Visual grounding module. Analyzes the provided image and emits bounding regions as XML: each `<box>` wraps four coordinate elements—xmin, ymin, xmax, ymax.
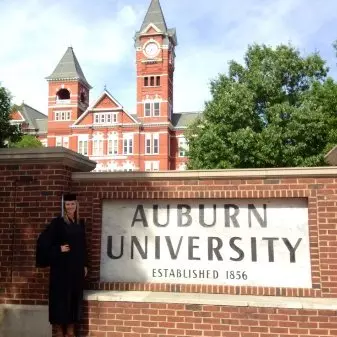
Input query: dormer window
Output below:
<box><xmin>94</xmin><ymin>112</ymin><xmax>118</xmax><ymax>124</ymax></box>
<box><xmin>56</xmin><ymin>89</ymin><xmax>71</xmax><ymax>104</ymax></box>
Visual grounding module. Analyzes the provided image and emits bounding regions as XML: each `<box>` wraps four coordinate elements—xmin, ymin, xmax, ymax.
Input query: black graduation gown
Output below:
<box><xmin>48</xmin><ymin>216</ymin><xmax>87</xmax><ymax>324</ymax></box>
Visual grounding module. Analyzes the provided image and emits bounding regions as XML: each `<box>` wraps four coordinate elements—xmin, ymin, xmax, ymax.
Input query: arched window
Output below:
<box><xmin>56</xmin><ymin>89</ymin><xmax>70</xmax><ymax>100</ymax></box>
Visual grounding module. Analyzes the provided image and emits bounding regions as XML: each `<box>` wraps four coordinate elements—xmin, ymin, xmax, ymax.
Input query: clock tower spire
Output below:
<box><xmin>134</xmin><ymin>0</ymin><xmax>177</xmax><ymax>123</ymax></box>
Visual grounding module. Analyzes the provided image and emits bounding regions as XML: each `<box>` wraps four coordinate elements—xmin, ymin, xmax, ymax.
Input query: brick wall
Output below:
<box><xmin>80</xmin><ymin>302</ymin><xmax>337</xmax><ymax>337</ymax></box>
<box><xmin>0</xmin><ymin>148</ymin><xmax>94</xmax><ymax>306</ymax></box>
<box><xmin>1</xmin><ymin>148</ymin><xmax>337</xmax><ymax>337</ymax></box>
<box><xmin>72</xmin><ymin>172</ymin><xmax>337</xmax><ymax>298</ymax></box>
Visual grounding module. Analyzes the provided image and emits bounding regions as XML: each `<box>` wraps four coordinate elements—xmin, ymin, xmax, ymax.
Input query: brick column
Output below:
<box><xmin>0</xmin><ymin>148</ymin><xmax>95</xmax><ymax>305</ymax></box>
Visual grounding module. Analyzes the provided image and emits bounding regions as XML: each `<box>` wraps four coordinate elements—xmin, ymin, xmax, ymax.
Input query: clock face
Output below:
<box><xmin>144</xmin><ymin>42</ymin><xmax>159</xmax><ymax>58</ymax></box>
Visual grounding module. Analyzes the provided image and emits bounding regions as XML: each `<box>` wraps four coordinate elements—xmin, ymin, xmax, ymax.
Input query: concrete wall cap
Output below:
<box><xmin>84</xmin><ymin>290</ymin><xmax>337</xmax><ymax>310</ymax></box>
<box><xmin>73</xmin><ymin>166</ymin><xmax>337</xmax><ymax>181</ymax></box>
<box><xmin>0</xmin><ymin>147</ymin><xmax>96</xmax><ymax>172</ymax></box>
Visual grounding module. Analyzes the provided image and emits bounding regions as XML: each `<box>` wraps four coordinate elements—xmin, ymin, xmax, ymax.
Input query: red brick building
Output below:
<box><xmin>10</xmin><ymin>0</ymin><xmax>199</xmax><ymax>172</ymax></box>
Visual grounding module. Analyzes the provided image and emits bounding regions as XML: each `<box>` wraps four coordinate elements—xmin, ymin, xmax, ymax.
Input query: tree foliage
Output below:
<box><xmin>0</xmin><ymin>86</ymin><xmax>22</xmax><ymax>147</ymax></box>
<box><xmin>10</xmin><ymin>135</ymin><xmax>43</xmax><ymax>148</ymax></box>
<box><xmin>186</xmin><ymin>43</ymin><xmax>337</xmax><ymax>169</ymax></box>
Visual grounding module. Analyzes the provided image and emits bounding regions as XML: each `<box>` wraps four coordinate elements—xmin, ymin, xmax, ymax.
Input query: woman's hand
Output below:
<box><xmin>60</xmin><ymin>244</ymin><xmax>70</xmax><ymax>253</ymax></box>
<box><xmin>84</xmin><ymin>267</ymin><xmax>88</xmax><ymax>277</ymax></box>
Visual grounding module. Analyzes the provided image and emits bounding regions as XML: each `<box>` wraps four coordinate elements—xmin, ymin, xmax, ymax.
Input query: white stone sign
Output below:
<box><xmin>100</xmin><ymin>199</ymin><xmax>312</xmax><ymax>288</ymax></box>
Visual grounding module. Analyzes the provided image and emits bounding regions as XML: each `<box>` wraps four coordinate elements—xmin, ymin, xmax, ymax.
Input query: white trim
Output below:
<box><xmin>91</xmin><ymin>108</ymin><xmax>122</xmax><ymax>112</ymax></box>
<box><xmin>11</xmin><ymin>110</ymin><xmax>25</xmax><ymax>121</ymax></box>
<box><xmin>142</xmin><ymin>122</ymin><xmax>170</xmax><ymax>127</ymax></box>
<box><xmin>71</xmin><ymin>122</ymin><xmax>141</xmax><ymax>129</ymax></box>
<box><xmin>143</xmin><ymin>39</ymin><xmax>161</xmax><ymax>59</ymax></box>
<box><xmin>140</xmin><ymin>130</ymin><xmax>168</xmax><ymax>135</ymax></box>
<box><xmin>73</xmin><ymin>166</ymin><xmax>337</xmax><ymax>181</ymax></box>
<box><xmin>137</xmin><ymin>74</ymin><xmax>168</xmax><ymax>78</ymax></box>
<box><xmin>49</xmin><ymin>105</ymin><xmax>76</xmax><ymax>108</ymax></box>
<box><xmin>74</xmin><ymin>90</ymin><xmax>138</xmax><ymax>126</ymax></box>
<box><xmin>90</xmin><ymin>90</ymin><xmax>123</xmax><ymax>110</ymax></box>
<box><xmin>84</xmin><ymin>291</ymin><xmax>337</xmax><ymax>310</ymax></box>
<box><xmin>137</xmin><ymin>100</ymin><xmax>168</xmax><ymax>104</ymax></box>
<box><xmin>48</xmin><ymin>94</ymin><xmax>78</xmax><ymax>98</ymax></box>
<box><xmin>141</xmin><ymin>23</ymin><xmax>161</xmax><ymax>34</ymax></box>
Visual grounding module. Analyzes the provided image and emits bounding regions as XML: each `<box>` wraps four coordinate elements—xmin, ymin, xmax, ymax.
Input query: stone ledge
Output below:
<box><xmin>84</xmin><ymin>291</ymin><xmax>337</xmax><ymax>310</ymax></box>
<box><xmin>0</xmin><ymin>147</ymin><xmax>96</xmax><ymax>172</ymax></box>
<box><xmin>73</xmin><ymin>166</ymin><xmax>337</xmax><ymax>181</ymax></box>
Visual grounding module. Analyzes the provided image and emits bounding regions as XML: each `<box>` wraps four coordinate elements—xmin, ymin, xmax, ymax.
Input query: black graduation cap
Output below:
<box><xmin>63</xmin><ymin>193</ymin><xmax>77</xmax><ymax>201</ymax></box>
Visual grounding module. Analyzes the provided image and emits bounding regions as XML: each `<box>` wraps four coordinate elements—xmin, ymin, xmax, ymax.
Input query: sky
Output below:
<box><xmin>0</xmin><ymin>0</ymin><xmax>337</xmax><ymax>116</ymax></box>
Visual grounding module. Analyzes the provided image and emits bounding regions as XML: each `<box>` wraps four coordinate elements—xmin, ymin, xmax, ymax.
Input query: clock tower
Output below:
<box><xmin>134</xmin><ymin>0</ymin><xmax>177</xmax><ymax>123</ymax></box>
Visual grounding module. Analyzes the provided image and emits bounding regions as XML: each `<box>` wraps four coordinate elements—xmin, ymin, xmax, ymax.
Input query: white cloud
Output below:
<box><xmin>0</xmin><ymin>0</ymin><xmax>140</xmax><ymax>112</ymax></box>
<box><xmin>0</xmin><ymin>0</ymin><xmax>336</xmax><ymax>115</ymax></box>
<box><xmin>173</xmin><ymin>0</ymin><xmax>337</xmax><ymax>112</ymax></box>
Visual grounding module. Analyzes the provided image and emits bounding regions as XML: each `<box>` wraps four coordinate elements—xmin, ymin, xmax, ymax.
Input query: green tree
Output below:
<box><xmin>10</xmin><ymin>134</ymin><xmax>43</xmax><ymax>148</ymax></box>
<box><xmin>0</xmin><ymin>86</ymin><xmax>22</xmax><ymax>147</ymax></box>
<box><xmin>186</xmin><ymin>43</ymin><xmax>337</xmax><ymax>169</ymax></box>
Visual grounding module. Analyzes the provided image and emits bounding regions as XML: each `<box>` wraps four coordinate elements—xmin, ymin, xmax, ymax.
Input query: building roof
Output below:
<box><xmin>134</xmin><ymin>0</ymin><xmax>177</xmax><ymax>47</ymax></box>
<box><xmin>171</xmin><ymin>112</ymin><xmax>202</xmax><ymax>128</ymax></box>
<box><xmin>140</xmin><ymin>0</ymin><xmax>167</xmax><ymax>33</ymax></box>
<box><xmin>12</xmin><ymin>103</ymin><xmax>48</xmax><ymax>135</ymax></box>
<box><xmin>46</xmin><ymin>47</ymin><xmax>91</xmax><ymax>88</ymax></box>
<box><xmin>128</xmin><ymin>112</ymin><xmax>202</xmax><ymax>128</ymax></box>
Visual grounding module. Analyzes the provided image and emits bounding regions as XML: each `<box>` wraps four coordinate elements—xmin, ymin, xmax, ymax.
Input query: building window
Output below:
<box><xmin>113</xmin><ymin>113</ymin><xmax>117</xmax><ymax>123</ymax></box>
<box><xmin>144</xmin><ymin>76</ymin><xmax>161</xmax><ymax>87</ymax></box>
<box><xmin>55</xmin><ymin>111</ymin><xmax>71</xmax><ymax>121</ymax></box>
<box><xmin>146</xmin><ymin>137</ymin><xmax>151</xmax><ymax>154</ymax></box>
<box><xmin>153</xmin><ymin>102</ymin><xmax>160</xmax><ymax>116</ymax></box>
<box><xmin>94</xmin><ymin>113</ymin><xmax>118</xmax><ymax>124</ymax></box>
<box><xmin>63</xmin><ymin>137</ymin><xmax>69</xmax><ymax>148</ymax></box>
<box><xmin>55</xmin><ymin>136</ymin><xmax>69</xmax><ymax>148</ymax></box>
<box><xmin>123</xmin><ymin>134</ymin><xmax>133</xmax><ymax>155</ymax></box>
<box><xmin>108</xmin><ymin>135</ymin><xmax>118</xmax><ymax>155</ymax></box>
<box><xmin>145</xmin><ymin>133</ymin><xmax>159</xmax><ymax>155</ymax></box>
<box><xmin>123</xmin><ymin>161</ymin><xmax>135</xmax><ymax>171</ymax></box>
<box><xmin>145</xmin><ymin>161</ymin><xmax>159</xmax><ymax>171</ymax></box>
<box><xmin>144</xmin><ymin>102</ymin><xmax>151</xmax><ymax>117</ymax></box>
<box><xmin>179</xmin><ymin>137</ymin><xmax>188</xmax><ymax>157</ymax></box>
<box><xmin>93</xmin><ymin>138</ymin><xmax>104</xmax><ymax>156</ymax></box>
<box><xmin>56</xmin><ymin>89</ymin><xmax>71</xmax><ymax>104</ymax></box>
<box><xmin>153</xmin><ymin>136</ymin><xmax>159</xmax><ymax>154</ymax></box>
<box><xmin>144</xmin><ymin>101</ymin><xmax>160</xmax><ymax>117</ymax></box>
<box><xmin>56</xmin><ymin>136</ymin><xmax>62</xmax><ymax>147</ymax></box>
<box><xmin>78</xmin><ymin>139</ymin><xmax>88</xmax><ymax>155</ymax></box>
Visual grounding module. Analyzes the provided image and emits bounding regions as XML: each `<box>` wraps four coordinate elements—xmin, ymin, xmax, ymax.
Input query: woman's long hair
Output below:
<box><xmin>63</xmin><ymin>201</ymin><xmax>80</xmax><ymax>224</ymax></box>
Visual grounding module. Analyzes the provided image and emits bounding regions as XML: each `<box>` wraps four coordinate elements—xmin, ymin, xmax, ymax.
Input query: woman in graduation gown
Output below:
<box><xmin>48</xmin><ymin>194</ymin><xmax>88</xmax><ymax>337</ymax></box>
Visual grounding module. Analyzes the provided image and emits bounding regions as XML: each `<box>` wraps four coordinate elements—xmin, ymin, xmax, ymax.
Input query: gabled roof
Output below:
<box><xmin>11</xmin><ymin>103</ymin><xmax>48</xmax><ymax>134</ymax></box>
<box><xmin>171</xmin><ymin>112</ymin><xmax>202</xmax><ymax>128</ymax></box>
<box><xmin>73</xmin><ymin>89</ymin><xmax>139</xmax><ymax>126</ymax></box>
<box><xmin>46</xmin><ymin>47</ymin><xmax>91</xmax><ymax>88</ymax></box>
<box><xmin>134</xmin><ymin>0</ymin><xmax>177</xmax><ymax>47</ymax></box>
<box><xmin>140</xmin><ymin>0</ymin><xmax>167</xmax><ymax>33</ymax></box>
